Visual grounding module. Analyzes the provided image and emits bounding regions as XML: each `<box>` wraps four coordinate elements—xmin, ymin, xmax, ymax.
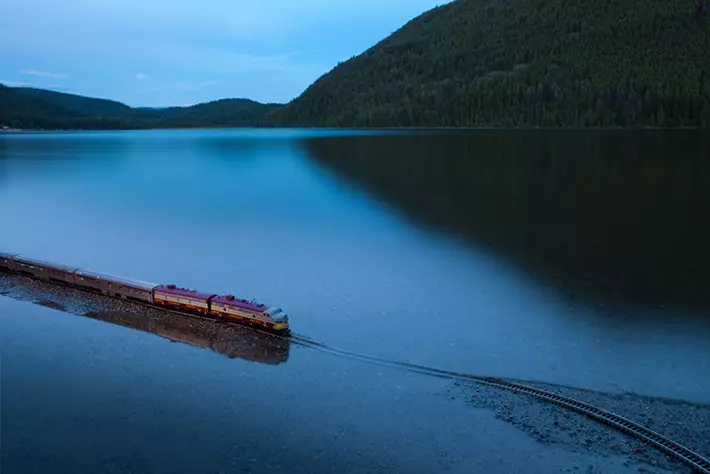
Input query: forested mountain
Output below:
<box><xmin>271</xmin><ymin>0</ymin><xmax>710</xmax><ymax>128</ymax></box>
<box><xmin>0</xmin><ymin>85</ymin><xmax>280</xmax><ymax>130</ymax></box>
<box><xmin>154</xmin><ymin>99</ymin><xmax>281</xmax><ymax>128</ymax></box>
<box><xmin>11</xmin><ymin>86</ymin><xmax>135</xmax><ymax>117</ymax></box>
<box><xmin>3</xmin><ymin>0</ymin><xmax>709</xmax><ymax>129</ymax></box>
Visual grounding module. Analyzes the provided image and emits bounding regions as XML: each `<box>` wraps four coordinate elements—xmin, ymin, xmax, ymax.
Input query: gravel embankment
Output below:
<box><xmin>450</xmin><ymin>379</ymin><xmax>709</xmax><ymax>473</ymax></box>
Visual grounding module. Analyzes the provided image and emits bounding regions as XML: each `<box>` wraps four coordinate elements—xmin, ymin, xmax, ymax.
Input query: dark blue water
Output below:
<box><xmin>1</xmin><ymin>129</ymin><xmax>709</xmax><ymax>473</ymax></box>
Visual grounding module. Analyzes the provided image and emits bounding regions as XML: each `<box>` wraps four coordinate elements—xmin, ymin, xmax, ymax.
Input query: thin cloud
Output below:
<box><xmin>136</xmin><ymin>80</ymin><xmax>217</xmax><ymax>94</ymax></box>
<box><xmin>1</xmin><ymin>80</ymin><xmax>28</xmax><ymax>87</ymax></box>
<box><xmin>21</xmin><ymin>69</ymin><xmax>69</xmax><ymax>79</ymax></box>
<box><xmin>226</xmin><ymin>52</ymin><xmax>309</xmax><ymax>73</ymax></box>
<box><xmin>172</xmin><ymin>80</ymin><xmax>218</xmax><ymax>91</ymax></box>
<box><xmin>136</xmin><ymin>73</ymin><xmax>148</xmax><ymax>80</ymax></box>
<box><xmin>1</xmin><ymin>79</ymin><xmax>68</xmax><ymax>91</ymax></box>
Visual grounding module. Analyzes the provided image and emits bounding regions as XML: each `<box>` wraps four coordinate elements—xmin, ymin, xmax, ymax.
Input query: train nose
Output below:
<box><xmin>274</xmin><ymin>317</ymin><xmax>290</xmax><ymax>331</ymax></box>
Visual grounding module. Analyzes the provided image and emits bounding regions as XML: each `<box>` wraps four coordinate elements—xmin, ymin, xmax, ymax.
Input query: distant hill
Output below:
<box><xmin>271</xmin><ymin>0</ymin><xmax>710</xmax><ymax>128</ymax></box>
<box><xmin>153</xmin><ymin>99</ymin><xmax>282</xmax><ymax>128</ymax></box>
<box><xmin>12</xmin><ymin>86</ymin><xmax>135</xmax><ymax>117</ymax></box>
<box><xmin>0</xmin><ymin>85</ymin><xmax>281</xmax><ymax>130</ymax></box>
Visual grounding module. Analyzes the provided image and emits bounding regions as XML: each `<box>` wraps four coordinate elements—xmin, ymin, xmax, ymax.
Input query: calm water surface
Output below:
<box><xmin>1</xmin><ymin>129</ymin><xmax>709</xmax><ymax>472</ymax></box>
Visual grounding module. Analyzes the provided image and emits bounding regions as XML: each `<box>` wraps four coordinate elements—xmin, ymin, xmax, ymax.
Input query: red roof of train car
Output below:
<box><xmin>154</xmin><ymin>284</ymin><xmax>215</xmax><ymax>302</ymax></box>
<box><xmin>212</xmin><ymin>294</ymin><xmax>267</xmax><ymax>313</ymax></box>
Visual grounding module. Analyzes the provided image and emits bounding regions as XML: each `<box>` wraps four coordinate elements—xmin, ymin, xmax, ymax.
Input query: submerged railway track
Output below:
<box><xmin>99</xmin><ymin>300</ymin><xmax>710</xmax><ymax>473</ymax></box>
<box><xmin>286</xmin><ymin>334</ymin><xmax>710</xmax><ymax>473</ymax></box>
<box><xmin>2</xmin><ymin>271</ymin><xmax>709</xmax><ymax>473</ymax></box>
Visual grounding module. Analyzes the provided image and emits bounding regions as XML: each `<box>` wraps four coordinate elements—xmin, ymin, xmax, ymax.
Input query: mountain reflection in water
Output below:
<box><xmin>302</xmin><ymin>130</ymin><xmax>710</xmax><ymax>312</ymax></box>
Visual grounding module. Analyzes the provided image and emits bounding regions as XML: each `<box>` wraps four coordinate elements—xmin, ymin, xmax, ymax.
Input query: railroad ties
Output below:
<box><xmin>286</xmin><ymin>334</ymin><xmax>710</xmax><ymax>474</ymax></box>
<box><xmin>478</xmin><ymin>378</ymin><xmax>710</xmax><ymax>474</ymax></box>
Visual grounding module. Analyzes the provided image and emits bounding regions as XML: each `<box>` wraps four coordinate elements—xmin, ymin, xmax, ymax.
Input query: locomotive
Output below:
<box><xmin>0</xmin><ymin>253</ymin><xmax>290</xmax><ymax>332</ymax></box>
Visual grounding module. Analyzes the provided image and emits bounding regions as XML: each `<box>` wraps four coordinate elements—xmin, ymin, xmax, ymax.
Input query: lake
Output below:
<box><xmin>1</xmin><ymin>129</ymin><xmax>709</xmax><ymax>473</ymax></box>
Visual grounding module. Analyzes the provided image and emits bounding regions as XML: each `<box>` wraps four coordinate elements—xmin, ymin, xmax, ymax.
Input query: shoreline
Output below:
<box><xmin>1</xmin><ymin>126</ymin><xmax>705</xmax><ymax>133</ymax></box>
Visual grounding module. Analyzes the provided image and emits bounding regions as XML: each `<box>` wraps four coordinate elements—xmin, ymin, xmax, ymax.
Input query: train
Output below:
<box><xmin>0</xmin><ymin>253</ymin><xmax>290</xmax><ymax>333</ymax></box>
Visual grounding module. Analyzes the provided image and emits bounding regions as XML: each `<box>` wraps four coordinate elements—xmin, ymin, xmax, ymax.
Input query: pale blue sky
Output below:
<box><xmin>0</xmin><ymin>0</ymin><xmax>447</xmax><ymax>107</ymax></box>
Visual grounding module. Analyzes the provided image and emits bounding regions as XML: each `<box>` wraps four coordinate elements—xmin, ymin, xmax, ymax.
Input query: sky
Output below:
<box><xmin>0</xmin><ymin>0</ymin><xmax>447</xmax><ymax>107</ymax></box>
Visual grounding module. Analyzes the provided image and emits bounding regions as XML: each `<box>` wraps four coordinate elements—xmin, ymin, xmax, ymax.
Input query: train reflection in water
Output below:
<box><xmin>82</xmin><ymin>310</ymin><xmax>291</xmax><ymax>365</ymax></box>
<box><xmin>0</xmin><ymin>268</ymin><xmax>290</xmax><ymax>366</ymax></box>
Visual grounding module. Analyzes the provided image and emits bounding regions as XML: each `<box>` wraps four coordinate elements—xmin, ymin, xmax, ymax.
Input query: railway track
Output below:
<box><xmin>112</xmin><ymin>305</ymin><xmax>710</xmax><ymax>473</ymax></box>
<box><xmin>2</xmin><ymin>272</ymin><xmax>709</xmax><ymax>473</ymax></box>
<box><xmin>284</xmin><ymin>334</ymin><xmax>710</xmax><ymax>473</ymax></box>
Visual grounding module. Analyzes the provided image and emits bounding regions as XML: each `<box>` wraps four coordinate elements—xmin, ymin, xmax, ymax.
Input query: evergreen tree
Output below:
<box><xmin>269</xmin><ymin>0</ymin><xmax>710</xmax><ymax>128</ymax></box>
